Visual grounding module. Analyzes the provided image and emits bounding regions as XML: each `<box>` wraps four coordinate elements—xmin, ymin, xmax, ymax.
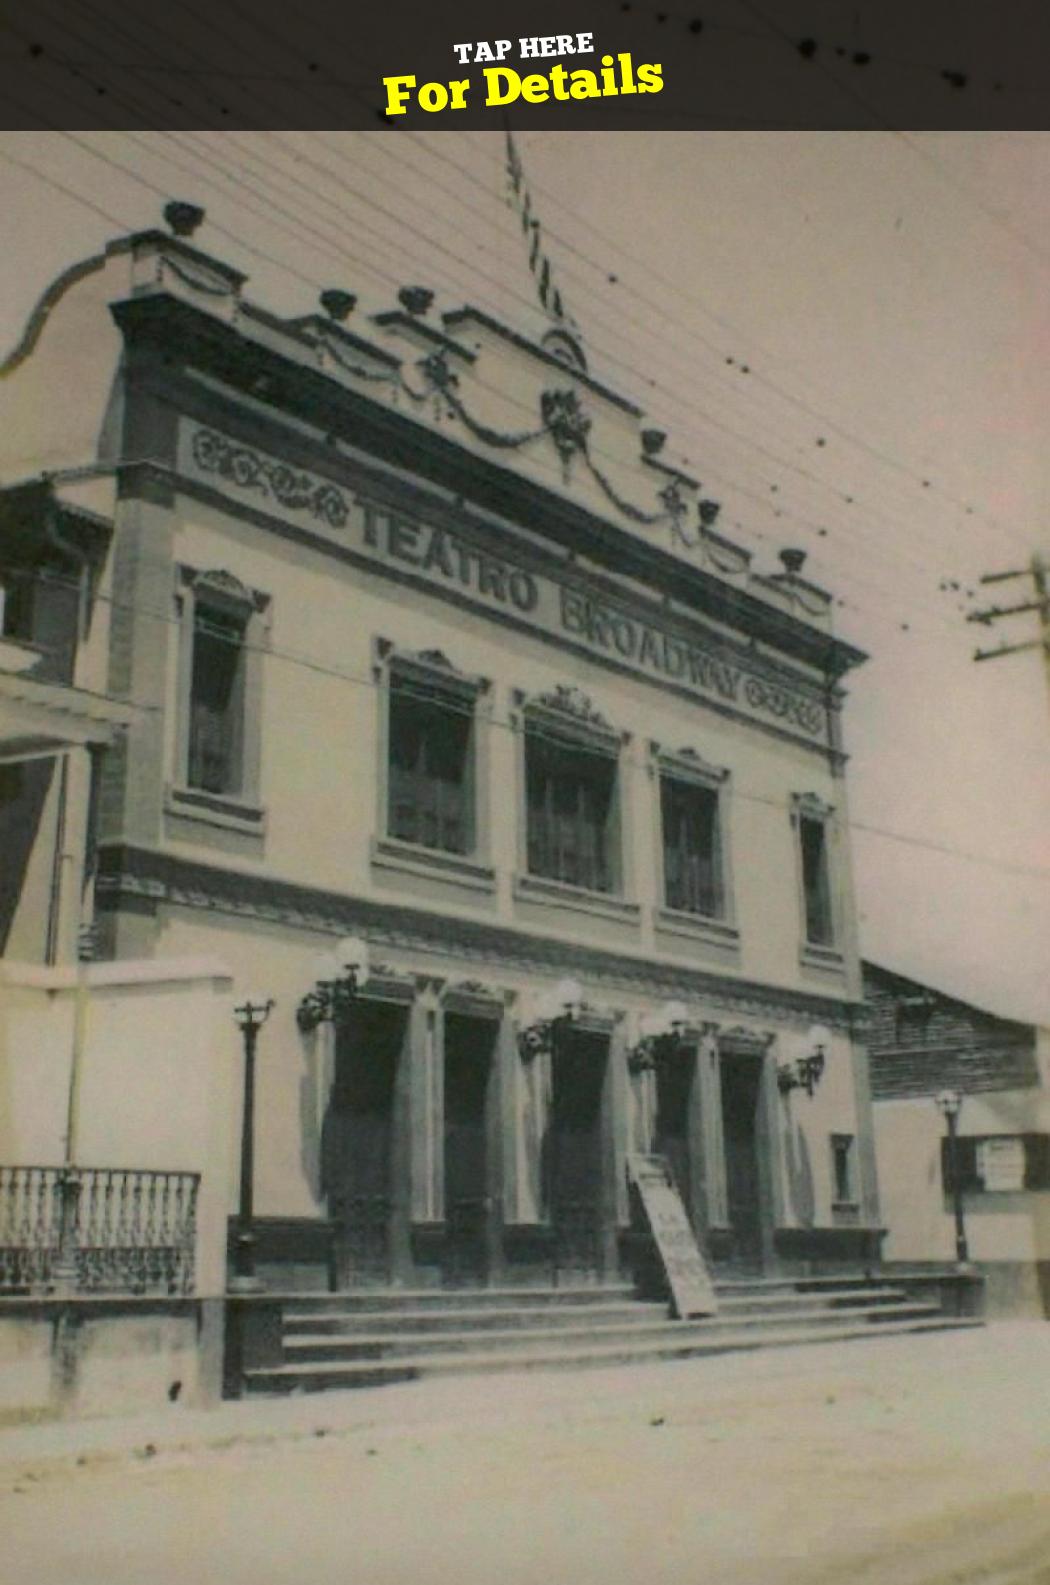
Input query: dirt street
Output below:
<box><xmin>5</xmin><ymin>1323</ymin><xmax>1050</xmax><ymax>1585</ymax></box>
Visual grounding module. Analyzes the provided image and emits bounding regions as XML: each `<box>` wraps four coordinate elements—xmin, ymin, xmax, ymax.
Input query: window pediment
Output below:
<box><xmin>376</xmin><ymin>638</ymin><xmax>489</xmax><ymax>702</ymax></box>
<box><xmin>517</xmin><ymin>683</ymin><xmax>623</xmax><ymax>754</ymax></box>
<box><xmin>791</xmin><ymin>790</ymin><xmax>835</xmax><ymax>823</ymax></box>
<box><xmin>650</xmin><ymin>741</ymin><xmax>729</xmax><ymax>787</ymax></box>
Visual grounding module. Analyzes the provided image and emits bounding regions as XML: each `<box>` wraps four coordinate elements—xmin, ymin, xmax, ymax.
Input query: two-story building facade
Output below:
<box><xmin>0</xmin><ymin>195</ymin><xmax>879</xmax><ymax>1294</ymax></box>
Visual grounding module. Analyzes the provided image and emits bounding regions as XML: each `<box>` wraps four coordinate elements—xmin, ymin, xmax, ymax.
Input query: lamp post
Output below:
<box><xmin>230</xmin><ymin>995</ymin><xmax>274</xmax><ymax>1292</ymax></box>
<box><xmin>936</xmin><ymin>1088</ymin><xmax>970</xmax><ymax>1267</ymax></box>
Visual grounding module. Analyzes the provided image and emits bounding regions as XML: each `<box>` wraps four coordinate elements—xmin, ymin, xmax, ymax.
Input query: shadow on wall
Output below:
<box><xmin>782</xmin><ymin>1117</ymin><xmax>815</xmax><ymax>1227</ymax></box>
<box><xmin>298</xmin><ymin>1027</ymin><xmax>323</xmax><ymax>1205</ymax></box>
<box><xmin>0</xmin><ymin>759</ymin><xmax>54</xmax><ymax>953</ymax></box>
<box><xmin>1027</xmin><ymin>1193</ymin><xmax>1050</xmax><ymax>1319</ymax></box>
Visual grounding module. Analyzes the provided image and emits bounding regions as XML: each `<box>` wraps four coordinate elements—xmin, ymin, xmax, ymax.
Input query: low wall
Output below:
<box><xmin>0</xmin><ymin>1296</ymin><xmax>225</xmax><ymax>1423</ymax></box>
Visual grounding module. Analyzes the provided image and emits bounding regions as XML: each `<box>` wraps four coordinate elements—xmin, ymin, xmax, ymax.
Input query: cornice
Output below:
<box><xmin>158</xmin><ymin>368</ymin><xmax>843</xmax><ymax>717</ymax></box>
<box><xmin>110</xmin><ymin>292</ymin><xmax>866</xmax><ymax>682</ymax></box>
<box><xmin>95</xmin><ymin>843</ymin><xmax>862</xmax><ymax>1031</ymax></box>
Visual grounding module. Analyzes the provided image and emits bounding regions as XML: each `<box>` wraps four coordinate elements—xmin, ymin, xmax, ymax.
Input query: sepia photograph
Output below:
<box><xmin>1</xmin><ymin>48</ymin><xmax>1050</xmax><ymax>1584</ymax></box>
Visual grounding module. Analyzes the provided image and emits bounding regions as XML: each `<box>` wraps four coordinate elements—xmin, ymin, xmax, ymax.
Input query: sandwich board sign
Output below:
<box><xmin>628</xmin><ymin>1153</ymin><xmax>718</xmax><ymax>1318</ymax></box>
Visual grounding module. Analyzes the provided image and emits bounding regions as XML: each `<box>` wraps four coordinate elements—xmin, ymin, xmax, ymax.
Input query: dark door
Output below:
<box><xmin>443</xmin><ymin>1015</ymin><xmax>492</xmax><ymax>1287</ymax></box>
<box><xmin>655</xmin><ymin>1055</ymin><xmax>694</xmax><ymax>1228</ymax></box>
<box><xmin>720</xmin><ymin>1054</ymin><xmax>765</xmax><ymax>1268</ymax></box>
<box><xmin>548</xmin><ymin>1033</ymin><xmax>606</xmax><ymax>1282</ymax></box>
<box><xmin>324</xmin><ymin>1004</ymin><xmax>401</xmax><ymax>1286</ymax></box>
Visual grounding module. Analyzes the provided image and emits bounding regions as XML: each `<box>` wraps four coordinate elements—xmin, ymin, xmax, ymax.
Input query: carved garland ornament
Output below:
<box><xmin>191</xmin><ymin>428</ymin><xmax>349</xmax><ymax>529</ymax></box>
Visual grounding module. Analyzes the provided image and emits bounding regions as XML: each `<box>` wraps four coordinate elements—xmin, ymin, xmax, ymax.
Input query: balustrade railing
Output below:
<box><xmin>0</xmin><ymin>1167</ymin><xmax>200</xmax><ymax>1296</ymax></box>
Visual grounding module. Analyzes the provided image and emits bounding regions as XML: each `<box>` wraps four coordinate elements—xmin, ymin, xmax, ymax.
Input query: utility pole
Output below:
<box><xmin>967</xmin><ymin>553</ymin><xmax>1050</xmax><ymax>711</ymax></box>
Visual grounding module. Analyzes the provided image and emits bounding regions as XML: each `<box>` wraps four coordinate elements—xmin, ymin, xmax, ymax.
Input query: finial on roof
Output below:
<box><xmin>164</xmin><ymin>201</ymin><xmax>205</xmax><ymax>238</ymax></box>
<box><xmin>505</xmin><ymin>131</ymin><xmax>586</xmax><ymax>372</ymax></box>
<box><xmin>320</xmin><ymin>289</ymin><xmax>357</xmax><ymax>322</ymax></box>
<box><xmin>398</xmin><ymin>286</ymin><xmax>434</xmax><ymax>317</ymax></box>
<box><xmin>780</xmin><ymin>547</ymin><xmax>807</xmax><ymax>576</ymax></box>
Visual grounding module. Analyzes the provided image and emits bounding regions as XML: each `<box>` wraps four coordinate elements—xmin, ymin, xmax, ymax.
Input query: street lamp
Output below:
<box><xmin>936</xmin><ymin>1088</ymin><xmax>971</xmax><ymax>1267</ymax></box>
<box><xmin>518</xmin><ymin>977</ymin><xmax>585</xmax><ymax>1060</ymax></box>
<box><xmin>296</xmin><ymin>934</ymin><xmax>371</xmax><ymax>1031</ymax></box>
<box><xmin>230</xmin><ymin>995</ymin><xmax>274</xmax><ymax>1293</ymax></box>
<box><xmin>627</xmin><ymin>1000</ymin><xmax>690</xmax><ymax>1074</ymax></box>
<box><xmin>777</xmin><ymin>1023</ymin><xmax>832</xmax><ymax>1098</ymax></box>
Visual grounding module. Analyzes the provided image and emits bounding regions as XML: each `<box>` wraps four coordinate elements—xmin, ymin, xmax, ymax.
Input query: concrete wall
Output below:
<box><xmin>0</xmin><ymin>956</ymin><xmax>239</xmax><ymax>1298</ymax></box>
<box><xmin>0</xmin><ymin>1298</ymin><xmax>219</xmax><ymax>1422</ymax></box>
<box><xmin>875</xmin><ymin>1089</ymin><xmax>1050</xmax><ymax>1316</ymax></box>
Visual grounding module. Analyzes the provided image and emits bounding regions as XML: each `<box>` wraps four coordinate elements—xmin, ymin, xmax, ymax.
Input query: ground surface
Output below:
<box><xmin>5</xmin><ymin>1322</ymin><xmax>1050</xmax><ymax>1584</ymax></box>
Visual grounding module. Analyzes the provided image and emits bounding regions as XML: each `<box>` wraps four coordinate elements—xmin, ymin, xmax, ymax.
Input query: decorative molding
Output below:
<box><xmin>118</xmin><ymin>293</ymin><xmax>866</xmax><ymax>686</ymax></box>
<box><xmin>161</xmin><ymin>254</ymin><xmax>234</xmax><ymax>299</ymax></box>
<box><xmin>190</xmin><ymin>427</ymin><xmax>349</xmax><ymax>528</ymax></box>
<box><xmin>800</xmin><ymin>942</ymin><xmax>846</xmax><ymax>975</ymax></box>
<box><xmin>374</xmin><ymin>637</ymin><xmax>490</xmax><ymax>703</ymax></box>
<box><xmin>370</xmin><ymin>836</ymin><xmax>497</xmax><ymax>896</ymax></box>
<box><xmin>654</xmin><ymin>908</ymin><xmax>741</xmax><ymax>955</ymax></box>
<box><xmin>541</xmin><ymin>388</ymin><xmax>592</xmax><ymax>473</ymax></box>
<box><xmin>513</xmin><ymin>872</ymin><xmax>642</xmax><ymax>927</ymax></box>
<box><xmin>718</xmin><ymin>1024</ymin><xmax>777</xmax><ymax>1056</ymax></box>
<box><xmin>528</xmin><ymin>683</ymin><xmax>614</xmax><ymax>735</ymax></box>
<box><xmin>791</xmin><ymin>790</ymin><xmax>836</xmax><ymax>823</ymax></box>
<box><xmin>649</xmin><ymin>741</ymin><xmax>730</xmax><ymax>786</ymax></box>
<box><xmin>95</xmin><ymin>843</ymin><xmax>861</xmax><ymax>1030</ymax></box>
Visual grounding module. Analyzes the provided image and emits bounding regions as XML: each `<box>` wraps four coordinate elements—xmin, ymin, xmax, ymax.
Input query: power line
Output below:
<box><xmin>9</xmin><ymin>4</ymin><xmax>1037</xmax><ymax>573</ymax></box>
<box><xmin>0</xmin><ymin>135</ymin><xmax>991</xmax><ymax>642</ymax></box>
<box><xmin>12</xmin><ymin>560</ymin><xmax>1049</xmax><ymax>884</ymax></box>
<box><xmin>22</xmin><ymin>0</ymin><xmax>1027</xmax><ymax>567</ymax></box>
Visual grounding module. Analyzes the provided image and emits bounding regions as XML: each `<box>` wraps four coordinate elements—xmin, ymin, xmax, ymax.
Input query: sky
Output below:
<box><xmin>1</xmin><ymin>129</ymin><xmax>1048</xmax><ymax>1021</ymax></box>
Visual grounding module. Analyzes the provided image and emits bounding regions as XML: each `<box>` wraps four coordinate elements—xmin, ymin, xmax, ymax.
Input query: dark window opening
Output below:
<box><xmin>0</xmin><ymin>566</ymin><xmax>78</xmax><ymax>682</ymax></box>
<box><xmin>831</xmin><ymin>1133</ymin><xmax>855</xmax><ymax>1202</ymax></box>
<box><xmin>525</xmin><ymin>732</ymin><xmax>617</xmax><ymax>894</ymax></box>
<box><xmin>799</xmin><ymin>814</ymin><xmax>834</xmax><ymax>946</ymax></box>
<box><xmin>388</xmin><ymin>684</ymin><xmax>473</xmax><ymax>855</ymax></box>
<box><xmin>661</xmin><ymin>776</ymin><xmax>723</xmax><ymax>917</ymax></box>
<box><xmin>188</xmin><ymin>606</ymin><xmax>246</xmax><ymax>795</ymax></box>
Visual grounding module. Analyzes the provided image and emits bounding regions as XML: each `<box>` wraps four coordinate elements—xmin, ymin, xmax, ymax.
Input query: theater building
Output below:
<box><xmin>0</xmin><ymin>191</ymin><xmax>881</xmax><ymax>1295</ymax></box>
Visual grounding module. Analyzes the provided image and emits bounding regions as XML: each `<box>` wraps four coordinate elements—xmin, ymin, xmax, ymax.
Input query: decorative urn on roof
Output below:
<box><xmin>319</xmin><ymin>289</ymin><xmax>357</xmax><ymax>322</ymax></box>
<box><xmin>163</xmin><ymin>200</ymin><xmax>205</xmax><ymax>239</ymax></box>
<box><xmin>398</xmin><ymin>286</ymin><xmax>434</xmax><ymax>317</ymax></box>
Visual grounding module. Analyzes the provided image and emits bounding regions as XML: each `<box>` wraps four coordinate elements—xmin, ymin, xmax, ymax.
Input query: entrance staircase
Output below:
<box><xmin>241</xmin><ymin>1274</ymin><xmax>984</xmax><ymax>1395</ymax></box>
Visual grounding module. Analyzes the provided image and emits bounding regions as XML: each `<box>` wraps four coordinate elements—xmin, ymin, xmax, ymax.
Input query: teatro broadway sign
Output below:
<box><xmin>183</xmin><ymin>424</ymin><xmax>829</xmax><ymax>747</ymax></box>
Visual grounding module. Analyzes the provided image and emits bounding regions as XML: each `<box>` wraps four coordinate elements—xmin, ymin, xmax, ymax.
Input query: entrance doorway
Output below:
<box><xmin>655</xmin><ymin>1055</ymin><xmax>695</xmax><ymax>1229</ymax></box>
<box><xmin>325</xmin><ymin>1002</ymin><xmax>403</xmax><ymax>1286</ymax></box>
<box><xmin>548</xmin><ymin>1032</ymin><xmax>607</xmax><ymax>1282</ymax></box>
<box><xmin>719</xmin><ymin>1053</ymin><xmax>766</xmax><ymax>1269</ymax></box>
<box><xmin>443</xmin><ymin>1014</ymin><xmax>494</xmax><ymax>1287</ymax></box>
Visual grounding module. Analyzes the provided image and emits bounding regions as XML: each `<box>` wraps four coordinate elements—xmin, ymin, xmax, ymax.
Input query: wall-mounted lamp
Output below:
<box><xmin>296</xmin><ymin>935</ymin><xmax>371</xmax><ymax>1032</ymax></box>
<box><xmin>627</xmin><ymin>1000</ymin><xmax>690</xmax><ymax>1074</ymax></box>
<box><xmin>777</xmin><ymin>1023</ymin><xmax>832</xmax><ymax>1098</ymax></box>
<box><xmin>518</xmin><ymin>977</ymin><xmax>584</xmax><ymax>1061</ymax></box>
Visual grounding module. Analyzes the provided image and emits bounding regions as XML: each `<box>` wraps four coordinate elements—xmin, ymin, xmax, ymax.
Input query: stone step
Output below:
<box><xmin>282</xmin><ymin>1286</ymin><xmax>910</xmax><ymax>1337</ymax></box>
<box><xmin>283</xmin><ymin>1299</ymin><xmax>670</xmax><ymax>1336</ymax></box>
<box><xmin>278</xmin><ymin>1284</ymin><xmax>638</xmax><ymax>1314</ymax></box>
<box><xmin>245</xmin><ymin>1314</ymin><xmax>985</xmax><ymax>1395</ymax></box>
<box><xmin>280</xmin><ymin>1300</ymin><xmax>944</xmax><ymax>1364</ymax></box>
<box><xmin>715</xmin><ymin>1274</ymin><xmax>887</xmax><ymax>1295</ymax></box>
